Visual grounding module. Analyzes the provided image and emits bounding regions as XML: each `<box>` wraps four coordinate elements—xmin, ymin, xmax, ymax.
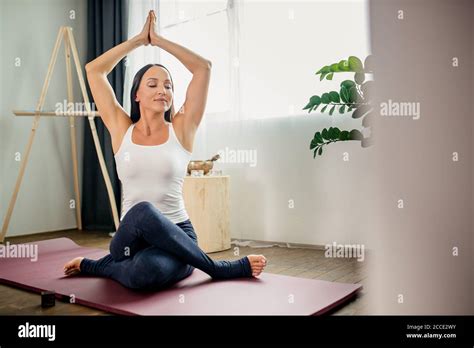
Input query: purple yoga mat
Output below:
<box><xmin>0</xmin><ymin>238</ymin><xmax>362</xmax><ymax>315</ymax></box>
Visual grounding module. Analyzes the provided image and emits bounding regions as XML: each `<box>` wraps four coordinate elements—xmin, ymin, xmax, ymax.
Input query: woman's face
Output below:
<box><xmin>135</xmin><ymin>66</ymin><xmax>173</xmax><ymax>115</ymax></box>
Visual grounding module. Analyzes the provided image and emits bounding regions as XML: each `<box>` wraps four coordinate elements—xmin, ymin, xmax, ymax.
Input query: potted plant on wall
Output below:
<box><xmin>303</xmin><ymin>55</ymin><xmax>374</xmax><ymax>158</ymax></box>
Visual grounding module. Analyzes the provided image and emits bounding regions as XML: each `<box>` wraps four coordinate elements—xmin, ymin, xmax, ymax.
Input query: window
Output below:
<box><xmin>125</xmin><ymin>0</ymin><xmax>370</xmax><ymax>121</ymax></box>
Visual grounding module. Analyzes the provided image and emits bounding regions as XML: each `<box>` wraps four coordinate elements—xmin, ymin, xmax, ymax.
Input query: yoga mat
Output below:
<box><xmin>0</xmin><ymin>238</ymin><xmax>362</xmax><ymax>315</ymax></box>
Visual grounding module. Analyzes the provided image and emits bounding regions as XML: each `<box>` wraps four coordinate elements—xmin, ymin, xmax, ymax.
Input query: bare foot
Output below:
<box><xmin>247</xmin><ymin>255</ymin><xmax>267</xmax><ymax>277</ymax></box>
<box><xmin>63</xmin><ymin>257</ymin><xmax>84</xmax><ymax>276</ymax></box>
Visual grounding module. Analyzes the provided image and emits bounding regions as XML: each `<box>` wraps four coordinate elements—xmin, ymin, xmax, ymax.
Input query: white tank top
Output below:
<box><xmin>114</xmin><ymin>122</ymin><xmax>192</xmax><ymax>224</ymax></box>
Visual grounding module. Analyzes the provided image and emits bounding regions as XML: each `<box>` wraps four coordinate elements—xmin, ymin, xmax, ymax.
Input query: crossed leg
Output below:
<box><xmin>64</xmin><ymin>202</ymin><xmax>266</xmax><ymax>288</ymax></box>
<box><xmin>109</xmin><ymin>201</ymin><xmax>255</xmax><ymax>279</ymax></box>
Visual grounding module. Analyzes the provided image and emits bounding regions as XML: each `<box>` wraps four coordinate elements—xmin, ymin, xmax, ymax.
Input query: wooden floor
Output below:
<box><xmin>0</xmin><ymin>229</ymin><xmax>369</xmax><ymax>315</ymax></box>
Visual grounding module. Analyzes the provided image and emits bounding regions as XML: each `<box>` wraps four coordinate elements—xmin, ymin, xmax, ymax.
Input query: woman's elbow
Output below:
<box><xmin>195</xmin><ymin>60</ymin><xmax>212</xmax><ymax>74</ymax></box>
<box><xmin>85</xmin><ymin>62</ymin><xmax>106</xmax><ymax>77</ymax></box>
<box><xmin>85</xmin><ymin>62</ymin><xmax>96</xmax><ymax>74</ymax></box>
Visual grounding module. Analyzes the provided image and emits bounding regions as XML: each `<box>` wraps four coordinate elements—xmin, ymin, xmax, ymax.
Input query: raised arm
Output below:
<box><xmin>149</xmin><ymin>10</ymin><xmax>212</xmax><ymax>133</ymax></box>
<box><xmin>85</xmin><ymin>12</ymin><xmax>152</xmax><ymax>135</ymax></box>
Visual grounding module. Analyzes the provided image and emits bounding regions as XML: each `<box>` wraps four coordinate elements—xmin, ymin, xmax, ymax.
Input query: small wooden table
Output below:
<box><xmin>183</xmin><ymin>175</ymin><xmax>231</xmax><ymax>253</ymax></box>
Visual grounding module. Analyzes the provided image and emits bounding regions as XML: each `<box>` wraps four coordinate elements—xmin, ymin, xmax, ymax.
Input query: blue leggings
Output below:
<box><xmin>80</xmin><ymin>201</ymin><xmax>252</xmax><ymax>290</ymax></box>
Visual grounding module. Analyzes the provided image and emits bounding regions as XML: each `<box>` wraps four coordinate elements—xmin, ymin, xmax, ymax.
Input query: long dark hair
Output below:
<box><xmin>130</xmin><ymin>63</ymin><xmax>174</xmax><ymax>123</ymax></box>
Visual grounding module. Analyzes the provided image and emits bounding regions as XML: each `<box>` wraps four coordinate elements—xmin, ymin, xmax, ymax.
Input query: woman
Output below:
<box><xmin>63</xmin><ymin>10</ymin><xmax>267</xmax><ymax>290</ymax></box>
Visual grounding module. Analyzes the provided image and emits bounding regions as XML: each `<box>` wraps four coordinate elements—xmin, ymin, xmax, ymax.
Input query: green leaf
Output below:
<box><xmin>349</xmin><ymin>129</ymin><xmax>363</xmax><ymax>140</ymax></box>
<box><xmin>339</xmin><ymin>130</ymin><xmax>350</xmax><ymax>141</ymax></box>
<box><xmin>310</xmin><ymin>139</ymin><xmax>318</xmax><ymax>150</ymax></box>
<box><xmin>340</xmin><ymin>87</ymin><xmax>349</xmax><ymax>103</ymax></box>
<box><xmin>316</xmin><ymin>66</ymin><xmax>325</xmax><ymax>74</ymax></box>
<box><xmin>305</xmin><ymin>95</ymin><xmax>321</xmax><ymax>111</ymax></box>
<box><xmin>315</xmin><ymin>132</ymin><xmax>324</xmax><ymax>143</ymax></box>
<box><xmin>338</xmin><ymin>59</ymin><xmax>350</xmax><ymax>71</ymax></box>
<box><xmin>348</xmin><ymin>56</ymin><xmax>364</xmax><ymax>72</ymax></box>
<box><xmin>321</xmin><ymin>93</ymin><xmax>331</xmax><ymax>104</ymax></box>
<box><xmin>322</xmin><ymin>128</ymin><xmax>329</xmax><ymax>140</ymax></box>
<box><xmin>330</xmin><ymin>63</ymin><xmax>340</xmax><ymax>72</ymax></box>
<box><xmin>364</xmin><ymin>55</ymin><xmax>373</xmax><ymax>72</ymax></box>
<box><xmin>321</xmin><ymin>105</ymin><xmax>328</xmax><ymax>113</ymax></box>
<box><xmin>311</xmin><ymin>104</ymin><xmax>320</xmax><ymax>113</ymax></box>
<box><xmin>339</xmin><ymin>105</ymin><xmax>346</xmax><ymax>114</ymax></box>
<box><xmin>310</xmin><ymin>95</ymin><xmax>321</xmax><ymax>106</ymax></box>
<box><xmin>325</xmin><ymin>72</ymin><xmax>334</xmax><ymax>80</ymax></box>
<box><xmin>313</xmin><ymin>147</ymin><xmax>318</xmax><ymax>158</ymax></box>
<box><xmin>320</xmin><ymin>73</ymin><xmax>327</xmax><ymax>81</ymax></box>
<box><xmin>354</xmin><ymin>72</ymin><xmax>365</xmax><ymax>84</ymax></box>
<box><xmin>352</xmin><ymin>105</ymin><xmax>372</xmax><ymax>119</ymax></box>
<box><xmin>318</xmin><ymin>146</ymin><xmax>323</xmax><ymax>156</ymax></box>
<box><xmin>328</xmin><ymin>127</ymin><xmax>335</xmax><ymax>139</ymax></box>
<box><xmin>329</xmin><ymin>105</ymin><xmax>336</xmax><ymax>116</ymax></box>
<box><xmin>349</xmin><ymin>86</ymin><xmax>360</xmax><ymax>103</ymax></box>
<box><xmin>334</xmin><ymin>128</ymin><xmax>341</xmax><ymax>139</ymax></box>
<box><xmin>316</xmin><ymin>66</ymin><xmax>331</xmax><ymax>75</ymax></box>
<box><xmin>329</xmin><ymin>91</ymin><xmax>340</xmax><ymax>103</ymax></box>
<box><xmin>321</xmin><ymin>66</ymin><xmax>331</xmax><ymax>74</ymax></box>
<box><xmin>340</xmin><ymin>80</ymin><xmax>356</xmax><ymax>89</ymax></box>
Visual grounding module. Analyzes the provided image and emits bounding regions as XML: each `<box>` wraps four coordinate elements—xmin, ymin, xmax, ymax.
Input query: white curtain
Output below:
<box><xmin>124</xmin><ymin>0</ymin><xmax>372</xmax><ymax>246</ymax></box>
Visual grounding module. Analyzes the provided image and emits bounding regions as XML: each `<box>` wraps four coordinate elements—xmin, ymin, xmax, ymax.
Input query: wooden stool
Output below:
<box><xmin>183</xmin><ymin>175</ymin><xmax>231</xmax><ymax>253</ymax></box>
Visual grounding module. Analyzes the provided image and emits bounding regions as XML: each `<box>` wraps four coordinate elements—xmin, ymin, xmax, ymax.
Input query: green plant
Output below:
<box><xmin>303</xmin><ymin>55</ymin><xmax>374</xmax><ymax>158</ymax></box>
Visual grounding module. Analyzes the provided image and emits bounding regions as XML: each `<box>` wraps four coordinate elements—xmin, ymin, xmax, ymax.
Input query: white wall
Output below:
<box><xmin>192</xmin><ymin>113</ymin><xmax>375</xmax><ymax>248</ymax></box>
<box><xmin>1</xmin><ymin>0</ymin><xmax>87</xmax><ymax>237</ymax></box>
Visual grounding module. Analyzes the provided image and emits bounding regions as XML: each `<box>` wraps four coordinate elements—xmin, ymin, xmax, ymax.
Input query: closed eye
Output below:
<box><xmin>147</xmin><ymin>84</ymin><xmax>172</xmax><ymax>89</ymax></box>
